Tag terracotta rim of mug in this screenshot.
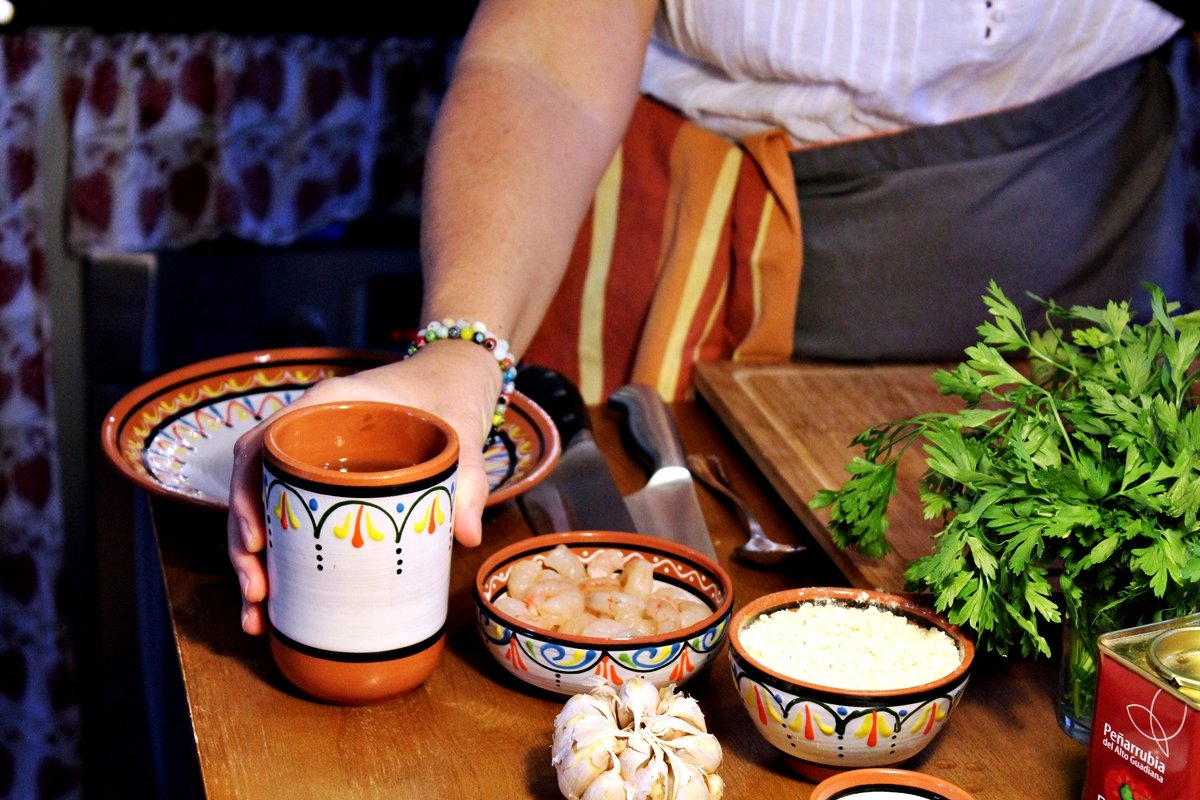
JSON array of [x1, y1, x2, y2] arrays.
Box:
[[263, 401, 459, 488]]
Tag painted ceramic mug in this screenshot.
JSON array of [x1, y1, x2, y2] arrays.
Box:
[[262, 401, 458, 704]]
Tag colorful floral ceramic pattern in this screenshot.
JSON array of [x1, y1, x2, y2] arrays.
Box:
[[478, 608, 728, 694], [729, 656, 968, 769], [474, 533, 735, 696], [264, 460, 456, 656], [139, 371, 325, 501], [265, 479, 453, 551]]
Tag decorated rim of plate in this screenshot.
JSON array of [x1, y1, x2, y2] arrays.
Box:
[[101, 346, 560, 511]]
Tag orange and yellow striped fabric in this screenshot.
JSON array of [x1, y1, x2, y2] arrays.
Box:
[[524, 96, 803, 403]]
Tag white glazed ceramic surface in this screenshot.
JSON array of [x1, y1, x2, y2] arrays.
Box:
[[264, 463, 455, 655], [474, 532, 734, 696]]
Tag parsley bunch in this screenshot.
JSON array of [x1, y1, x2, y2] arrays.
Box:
[[811, 281, 1200, 668]]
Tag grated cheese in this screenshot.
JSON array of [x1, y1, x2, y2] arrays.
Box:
[[740, 600, 962, 691]]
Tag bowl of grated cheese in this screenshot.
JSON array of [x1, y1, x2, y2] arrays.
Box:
[[728, 587, 973, 780]]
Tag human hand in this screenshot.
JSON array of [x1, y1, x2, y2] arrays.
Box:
[[226, 340, 502, 635]]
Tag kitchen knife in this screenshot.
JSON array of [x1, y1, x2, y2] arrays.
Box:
[[607, 383, 718, 559], [515, 366, 638, 534]]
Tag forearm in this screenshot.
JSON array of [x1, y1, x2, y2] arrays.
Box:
[[419, 0, 657, 357]]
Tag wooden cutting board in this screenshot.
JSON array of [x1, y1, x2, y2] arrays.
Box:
[[693, 360, 963, 592]]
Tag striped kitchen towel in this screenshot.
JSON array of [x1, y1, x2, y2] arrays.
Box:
[[523, 96, 803, 403]]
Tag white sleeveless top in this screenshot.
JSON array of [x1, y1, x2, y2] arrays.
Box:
[[641, 0, 1183, 144]]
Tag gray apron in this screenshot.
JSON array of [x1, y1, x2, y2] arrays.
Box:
[[790, 44, 1191, 361]]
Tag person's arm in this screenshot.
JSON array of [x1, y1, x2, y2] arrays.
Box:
[[227, 0, 657, 635], [421, 0, 659, 353]]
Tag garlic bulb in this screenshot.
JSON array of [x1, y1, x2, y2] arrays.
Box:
[[551, 679, 724, 800]]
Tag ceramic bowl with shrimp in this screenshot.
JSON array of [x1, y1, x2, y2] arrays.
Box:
[[473, 531, 735, 696]]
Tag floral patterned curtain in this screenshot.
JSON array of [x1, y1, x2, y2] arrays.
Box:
[[62, 32, 443, 251], [0, 34, 78, 800], [0, 30, 449, 800]]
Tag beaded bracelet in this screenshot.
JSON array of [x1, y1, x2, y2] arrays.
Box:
[[405, 318, 517, 448]]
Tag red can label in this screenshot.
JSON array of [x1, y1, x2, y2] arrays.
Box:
[[1082, 625, 1198, 800]]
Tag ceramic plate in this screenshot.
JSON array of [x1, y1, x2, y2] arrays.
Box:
[[101, 347, 561, 511]]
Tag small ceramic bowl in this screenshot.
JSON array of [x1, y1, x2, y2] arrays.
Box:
[[810, 767, 976, 800], [728, 587, 973, 780], [474, 531, 734, 695]]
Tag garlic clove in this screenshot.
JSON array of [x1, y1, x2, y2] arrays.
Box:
[[555, 717, 620, 761], [618, 677, 662, 728], [553, 700, 623, 800], [622, 736, 668, 799], [554, 738, 620, 800], [668, 766, 720, 800], [658, 693, 708, 731], [617, 731, 655, 775], [579, 767, 628, 800], [553, 702, 618, 759], [646, 713, 706, 740], [658, 732, 722, 774]]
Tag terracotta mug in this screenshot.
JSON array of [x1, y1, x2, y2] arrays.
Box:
[[262, 401, 458, 704]]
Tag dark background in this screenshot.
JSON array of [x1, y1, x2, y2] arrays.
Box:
[[9, 3, 479, 35]]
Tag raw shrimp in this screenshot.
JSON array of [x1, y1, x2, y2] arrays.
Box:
[[559, 613, 600, 636], [531, 582, 586, 627], [678, 600, 712, 627], [645, 596, 682, 634], [527, 573, 575, 602], [585, 590, 646, 622], [621, 557, 655, 599], [495, 594, 533, 621], [498, 548, 714, 639], [625, 617, 657, 637], [579, 576, 622, 595], [506, 559, 545, 601], [581, 618, 641, 639], [586, 548, 626, 578], [544, 544, 587, 581], [492, 594, 540, 623]]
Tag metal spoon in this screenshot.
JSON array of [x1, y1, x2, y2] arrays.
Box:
[[687, 453, 806, 565]]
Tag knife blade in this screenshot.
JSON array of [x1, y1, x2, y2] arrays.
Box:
[[607, 383, 718, 559], [515, 366, 637, 534]]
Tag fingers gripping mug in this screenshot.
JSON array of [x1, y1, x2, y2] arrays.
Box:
[[262, 401, 458, 704]]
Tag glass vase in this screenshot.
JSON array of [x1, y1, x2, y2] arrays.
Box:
[[1057, 618, 1097, 744]]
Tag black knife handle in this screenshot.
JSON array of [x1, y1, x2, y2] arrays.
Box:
[[607, 383, 688, 473], [514, 365, 590, 446]]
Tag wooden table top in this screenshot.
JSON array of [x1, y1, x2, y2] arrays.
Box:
[[692, 360, 967, 593], [151, 381, 1089, 799]]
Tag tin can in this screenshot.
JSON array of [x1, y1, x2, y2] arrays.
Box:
[[1082, 613, 1200, 800]]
